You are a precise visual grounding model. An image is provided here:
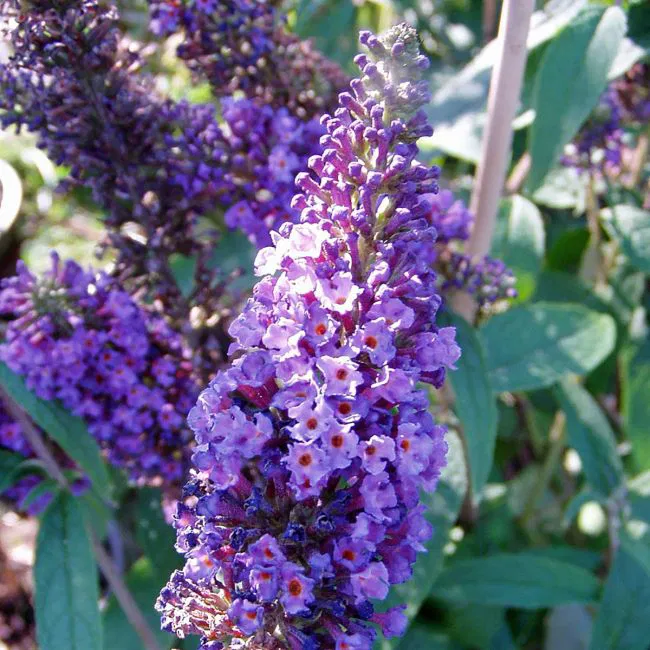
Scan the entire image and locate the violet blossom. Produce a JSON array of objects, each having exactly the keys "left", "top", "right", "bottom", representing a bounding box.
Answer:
[
  {"left": 156, "top": 25, "right": 460, "bottom": 649},
  {"left": 147, "top": 0, "right": 349, "bottom": 120},
  {"left": 0, "top": 254, "right": 199, "bottom": 487}
]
